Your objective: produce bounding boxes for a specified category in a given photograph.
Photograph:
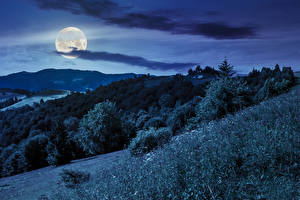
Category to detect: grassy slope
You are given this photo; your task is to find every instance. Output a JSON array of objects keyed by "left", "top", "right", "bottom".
[
  {"left": 0, "top": 150, "right": 127, "bottom": 200},
  {"left": 0, "top": 72, "right": 299, "bottom": 200},
  {"left": 0, "top": 91, "right": 70, "bottom": 111}
]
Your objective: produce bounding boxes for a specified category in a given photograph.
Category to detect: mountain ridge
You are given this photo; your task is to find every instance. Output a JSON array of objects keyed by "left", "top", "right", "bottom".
[{"left": 0, "top": 68, "right": 138, "bottom": 92}]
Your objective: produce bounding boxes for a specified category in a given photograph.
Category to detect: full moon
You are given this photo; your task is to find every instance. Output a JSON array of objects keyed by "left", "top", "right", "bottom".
[{"left": 55, "top": 27, "right": 87, "bottom": 59}]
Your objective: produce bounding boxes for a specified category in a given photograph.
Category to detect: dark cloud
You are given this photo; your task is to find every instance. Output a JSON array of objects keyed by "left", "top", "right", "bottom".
[
  {"left": 188, "top": 23, "right": 256, "bottom": 39},
  {"left": 33, "top": 0, "right": 256, "bottom": 39},
  {"left": 105, "top": 13, "right": 176, "bottom": 32},
  {"left": 33, "top": 0, "right": 122, "bottom": 17},
  {"left": 107, "top": 14, "right": 255, "bottom": 39},
  {"left": 57, "top": 50, "right": 196, "bottom": 71}
]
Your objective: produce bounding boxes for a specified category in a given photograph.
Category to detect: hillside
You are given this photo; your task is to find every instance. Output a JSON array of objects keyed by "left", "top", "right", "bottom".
[
  {"left": 0, "top": 69, "right": 137, "bottom": 92},
  {"left": 0, "top": 65, "right": 296, "bottom": 175},
  {"left": 0, "top": 90, "right": 70, "bottom": 111},
  {"left": 0, "top": 71, "right": 299, "bottom": 200},
  {"left": 0, "top": 150, "right": 127, "bottom": 200}
]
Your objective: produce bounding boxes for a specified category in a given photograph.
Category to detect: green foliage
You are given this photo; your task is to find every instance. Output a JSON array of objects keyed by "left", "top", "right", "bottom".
[
  {"left": 129, "top": 127, "right": 172, "bottom": 155},
  {"left": 1, "top": 150, "right": 27, "bottom": 177},
  {"left": 24, "top": 135, "right": 49, "bottom": 169},
  {"left": 246, "top": 65, "right": 295, "bottom": 93},
  {"left": 196, "top": 78, "right": 252, "bottom": 121},
  {"left": 63, "top": 116, "right": 79, "bottom": 132},
  {"left": 218, "top": 58, "right": 235, "bottom": 77},
  {"left": 54, "top": 89, "right": 300, "bottom": 199},
  {"left": 167, "top": 102, "right": 195, "bottom": 134},
  {"left": 59, "top": 169, "right": 90, "bottom": 188},
  {"left": 255, "top": 78, "right": 291, "bottom": 102},
  {"left": 135, "top": 110, "right": 151, "bottom": 129},
  {"left": 47, "top": 122, "right": 73, "bottom": 166},
  {"left": 0, "top": 145, "right": 18, "bottom": 176},
  {"left": 77, "top": 101, "right": 126, "bottom": 155},
  {"left": 143, "top": 116, "right": 166, "bottom": 130},
  {"left": 0, "top": 65, "right": 296, "bottom": 178},
  {"left": 188, "top": 65, "right": 202, "bottom": 76},
  {"left": 158, "top": 94, "right": 175, "bottom": 108},
  {"left": 0, "top": 97, "right": 21, "bottom": 109}
]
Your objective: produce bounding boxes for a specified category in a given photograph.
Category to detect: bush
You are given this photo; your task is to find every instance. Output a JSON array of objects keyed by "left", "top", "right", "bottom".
[
  {"left": 167, "top": 102, "right": 195, "bottom": 133},
  {"left": 246, "top": 65, "right": 295, "bottom": 94},
  {"left": 24, "top": 135, "right": 49, "bottom": 169},
  {"left": 255, "top": 78, "right": 291, "bottom": 102},
  {"left": 63, "top": 117, "right": 79, "bottom": 132},
  {"left": 158, "top": 94, "right": 175, "bottom": 108},
  {"left": 47, "top": 122, "right": 73, "bottom": 166},
  {"left": 195, "top": 78, "right": 252, "bottom": 121},
  {"left": 1, "top": 149, "right": 27, "bottom": 177},
  {"left": 59, "top": 169, "right": 90, "bottom": 188},
  {"left": 0, "top": 144, "right": 17, "bottom": 176},
  {"left": 143, "top": 116, "right": 166, "bottom": 130},
  {"left": 135, "top": 111, "right": 151, "bottom": 129},
  {"left": 77, "top": 101, "right": 126, "bottom": 155},
  {"left": 129, "top": 127, "right": 172, "bottom": 155},
  {"left": 281, "top": 67, "right": 295, "bottom": 83},
  {"left": 120, "top": 113, "right": 137, "bottom": 140}
]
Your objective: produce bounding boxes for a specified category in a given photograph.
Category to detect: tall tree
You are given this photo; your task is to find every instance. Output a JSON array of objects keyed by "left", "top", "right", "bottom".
[{"left": 218, "top": 58, "right": 235, "bottom": 77}]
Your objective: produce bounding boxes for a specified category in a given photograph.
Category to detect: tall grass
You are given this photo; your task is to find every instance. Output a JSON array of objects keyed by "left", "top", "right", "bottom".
[{"left": 52, "top": 89, "right": 300, "bottom": 200}]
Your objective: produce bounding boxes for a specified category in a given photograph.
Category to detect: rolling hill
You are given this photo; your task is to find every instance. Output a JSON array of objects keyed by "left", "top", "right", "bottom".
[
  {"left": 0, "top": 69, "right": 137, "bottom": 92},
  {"left": 0, "top": 72, "right": 299, "bottom": 200}
]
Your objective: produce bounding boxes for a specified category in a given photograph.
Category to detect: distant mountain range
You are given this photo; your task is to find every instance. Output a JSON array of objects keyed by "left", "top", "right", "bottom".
[{"left": 0, "top": 69, "right": 137, "bottom": 91}]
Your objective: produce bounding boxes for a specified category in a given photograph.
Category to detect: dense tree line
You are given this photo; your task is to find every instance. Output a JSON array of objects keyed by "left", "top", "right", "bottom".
[
  {"left": 0, "top": 97, "right": 21, "bottom": 109},
  {"left": 0, "top": 88, "right": 32, "bottom": 96}
]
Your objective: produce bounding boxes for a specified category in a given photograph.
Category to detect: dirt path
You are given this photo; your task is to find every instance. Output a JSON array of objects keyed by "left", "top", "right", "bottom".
[{"left": 0, "top": 150, "right": 128, "bottom": 200}]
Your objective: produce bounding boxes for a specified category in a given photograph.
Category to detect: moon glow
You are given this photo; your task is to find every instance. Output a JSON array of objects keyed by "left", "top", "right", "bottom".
[{"left": 55, "top": 27, "right": 87, "bottom": 59}]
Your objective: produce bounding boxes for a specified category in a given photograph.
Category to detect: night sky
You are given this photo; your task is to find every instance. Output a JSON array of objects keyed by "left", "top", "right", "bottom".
[{"left": 1, "top": 0, "right": 300, "bottom": 76}]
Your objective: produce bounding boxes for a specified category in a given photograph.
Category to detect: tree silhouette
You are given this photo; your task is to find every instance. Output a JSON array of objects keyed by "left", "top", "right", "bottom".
[{"left": 218, "top": 58, "right": 235, "bottom": 77}]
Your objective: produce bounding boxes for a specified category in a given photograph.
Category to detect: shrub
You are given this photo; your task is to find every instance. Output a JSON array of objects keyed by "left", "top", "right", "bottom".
[
  {"left": 143, "top": 116, "right": 166, "bottom": 130},
  {"left": 135, "top": 112, "right": 151, "bottom": 129},
  {"left": 77, "top": 101, "right": 126, "bottom": 155},
  {"left": 255, "top": 78, "right": 291, "bottom": 102},
  {"left": 59, "top": 169, "right": 90, "bottom": 188},
  {"left": 47, "top": 122, "right": 73, "bottom": 166},
  {"left": 158, "top": 94, "right": 175, "bottom": 108},
  {"left": 1, "top": 150, "right": 27, "bottom": 177},
  {"left": 120, "top": 112, "right": 137, "bottom": 140},
  {"left": 167, "top": 102, "right": 195, "bottom": 133},
  {"left": 281, "top": 67, "right": 295, "bottom": 83},
  {"left": 0, "top": 145, "right": 17, "bottom": 176},
  {"left": 63, "top": 117, "right": 79, "bottom": 132},
  {"left": 246, "top": 65, "right": 295, "bottom": 94},
  {"left": 129, "top": 127, "right": 172, "bottom": 155},
  {"left": 195, "top": 78, "right": 252, "bottom": 121},
  {"left": 24, "top": 135, "right": 49, "bottom": 169}
]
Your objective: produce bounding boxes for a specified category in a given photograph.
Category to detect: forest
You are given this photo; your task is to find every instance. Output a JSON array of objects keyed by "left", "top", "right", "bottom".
[{"left": 0, "top": 60, "right": 296, "bottom": 180}]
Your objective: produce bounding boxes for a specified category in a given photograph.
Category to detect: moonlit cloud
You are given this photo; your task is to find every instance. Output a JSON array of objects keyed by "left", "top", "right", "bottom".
[
  {"left": 33, "top": 0, "right": 257, "bottom": 39},
  {"left": 57, "top": 50, "right": 197, "bottom": 70},
  {"left": 0, "top": 0, "right": 300, "bottom": 76}
]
